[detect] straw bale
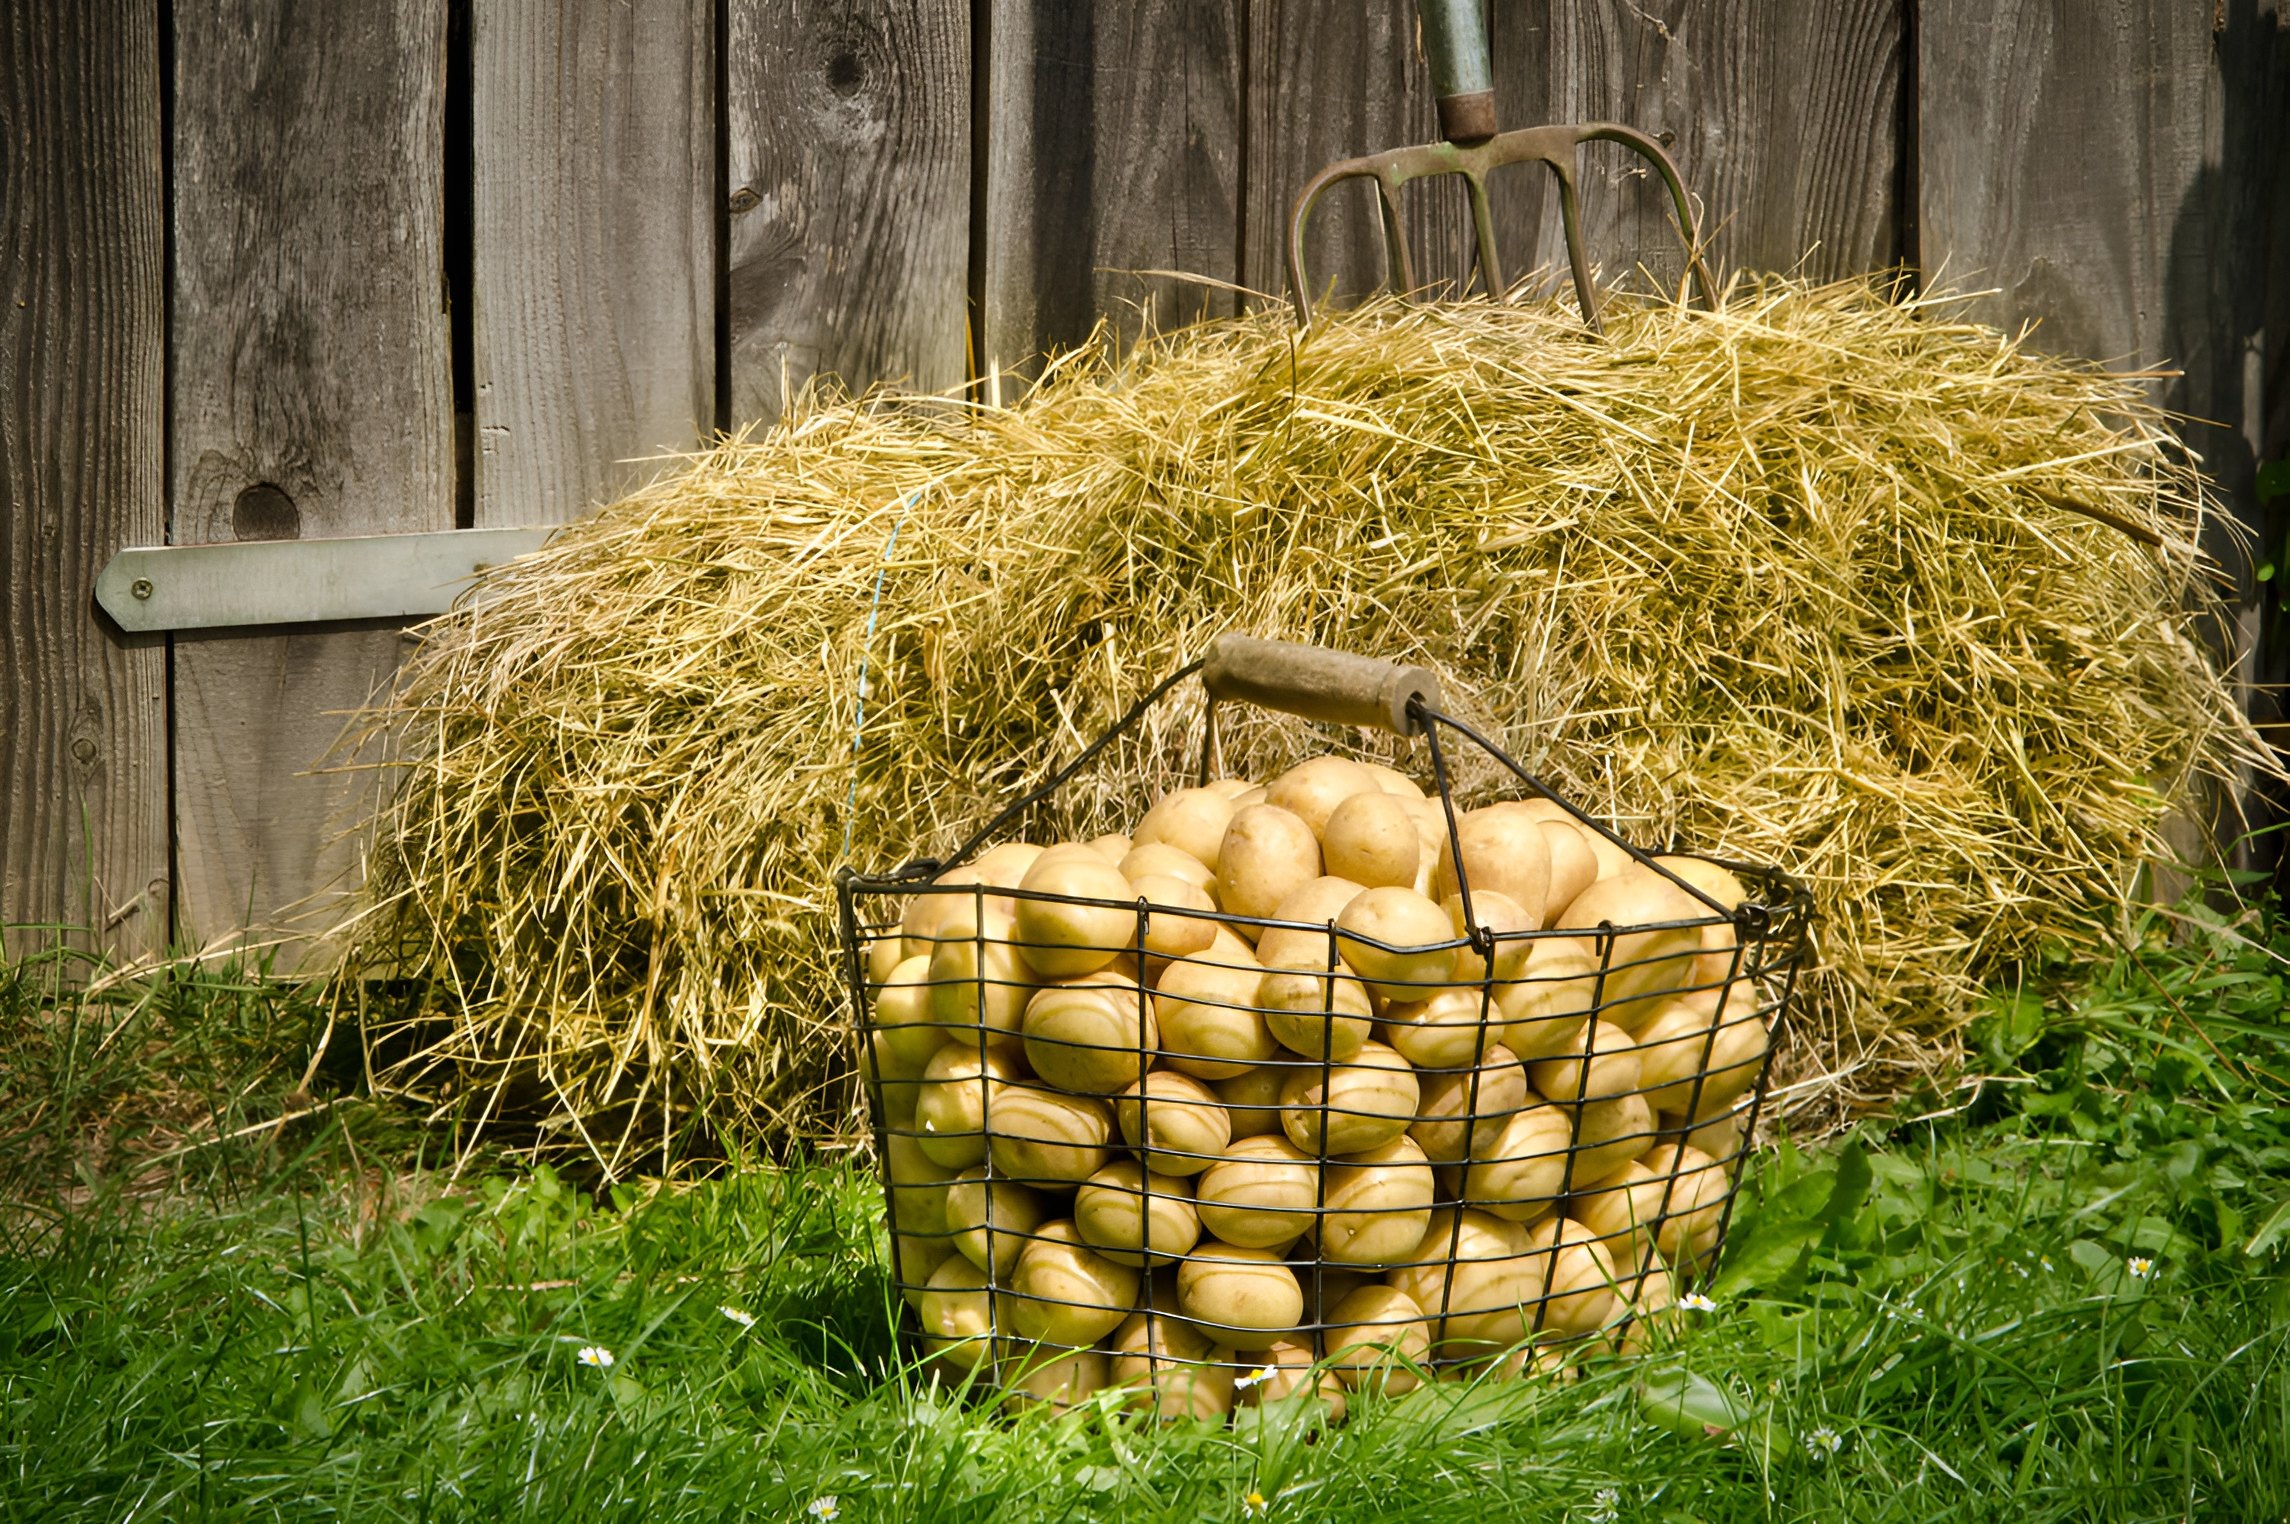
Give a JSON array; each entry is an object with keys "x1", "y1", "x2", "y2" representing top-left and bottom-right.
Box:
[{"x1": 340, "y1": 276, "x2": 2265, "y2": 1173}]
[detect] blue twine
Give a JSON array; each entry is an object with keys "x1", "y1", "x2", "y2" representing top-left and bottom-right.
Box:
[{"x1": 841, "y1": 493, "x2": 918, "y2": 866}]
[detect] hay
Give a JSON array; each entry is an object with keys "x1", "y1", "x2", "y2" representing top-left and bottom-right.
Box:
[{"x1": 341, "y1": 275, "x2": 2265, "y2": 1174}]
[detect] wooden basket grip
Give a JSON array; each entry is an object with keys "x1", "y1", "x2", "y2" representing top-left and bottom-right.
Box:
[{"x1": 1202, "y1": 634, "x2": 1441, "y2": 736}]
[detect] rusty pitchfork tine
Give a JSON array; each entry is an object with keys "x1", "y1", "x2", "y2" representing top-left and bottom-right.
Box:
[{"x1": 1286, "y1": 121, "x2": 1715, "y2": 331}]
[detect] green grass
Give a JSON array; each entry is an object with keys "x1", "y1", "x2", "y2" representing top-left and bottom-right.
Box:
[{"x1": 4, "y1": 901, "x2": 2290, "y2": 1522}]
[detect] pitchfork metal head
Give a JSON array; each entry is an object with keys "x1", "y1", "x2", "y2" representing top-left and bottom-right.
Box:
[{"x1": 1284, "y1": 0, "x2": 1713, "y2": 330}]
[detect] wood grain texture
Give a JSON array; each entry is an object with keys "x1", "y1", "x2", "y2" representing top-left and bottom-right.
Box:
[
  {"x1": 1531, "y1": 0, "x2": 1903, "y2": 294},
  {"x1": 725, "y1": 0, "x2": 969, "y2": 422},
  {"x1": 0, "y1": 4, "x2": 169, "y2": 960},
  {"x1": 1923, "y1": 0, "x2": 2290, "y2": 869},
  {"x1": 1242, "y1": 0, "x2": 1435, "y2": 308},
  {"x1": 171, "y1": 0, "x2": 453, "y2": 965},
  {"x1": 979, "y1": 0, "x2": 1244, "y2": 376},
  {"x1": 471, "y1": 0, "x2": 715, "y2": 527}
]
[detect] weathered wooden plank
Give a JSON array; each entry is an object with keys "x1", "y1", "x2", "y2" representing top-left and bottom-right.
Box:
[
  {"x1": 1242, "y1": 0, "x2": 1437, "y2": 309},
  {"x1": 1532, "y1": 0, "x2": 1903, "y2": 295},
  {"x1": 1922, "y1": 1, "x2": 2290, "y2": 869},
  {"x1": 171, "y1": 0, "x2": 454, "y2": 966},
  {"x1": 0, "y1": 4, "x2": 169, "y2": 963},
  {"x1": 1246, "y1": 1, "x2": 1899, "y2": 316},
  {"x1": 725, "y1": 0, "x2": 969, "y2": 422},
  {"x1": 471, "y1": 0, "x2": 715, "y2": 526},
  {"x1": 979, "y1": 0, "x2": 1244, "y2": 375}
]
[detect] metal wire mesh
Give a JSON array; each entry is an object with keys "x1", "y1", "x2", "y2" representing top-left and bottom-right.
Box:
[{"x1": 838, "y1": 679, "x2": 1810, "y2": 1412}]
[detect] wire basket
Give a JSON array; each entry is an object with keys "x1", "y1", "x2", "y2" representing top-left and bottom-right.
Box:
[{"x1": 836, "y1": 635, "x2": 1811, "y2": 1412}]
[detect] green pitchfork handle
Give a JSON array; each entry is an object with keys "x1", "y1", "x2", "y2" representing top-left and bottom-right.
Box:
[{"x1": 1418, "y1": 0, "x2": 1498, "y2": 142}]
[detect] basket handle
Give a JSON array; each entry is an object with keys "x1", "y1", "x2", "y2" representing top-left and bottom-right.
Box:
[{"x1": 1202, "y1": 634, "x2": 1442, "y2": 736}]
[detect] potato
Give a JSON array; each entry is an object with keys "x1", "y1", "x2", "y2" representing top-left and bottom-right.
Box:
[
  {"x1": 1360, "y1": 761, "x2": 1426, "y2": 799},
  {"x1": 1325, "y1": 1284, "x2": 1431, "y2": 1394},
  {"x1": 1318, "y1": 1135, "x2": 1434, "y2": 1266},
  {"x1": 1235, "y1": 1335, "x2": 1346, "y2": 1420},
  {"x1": 1431, "y1": 804, "x2": 1553, "y2": 928},
  {"x1": 1279, "y1": 1040, "x2": 1420, "y2": 1155},
  {"x1": 927, "y1": 902, "x2": 1034, "y2": 1052},
  {"x1": 972, "y1": 840, "x2": 1048, "y2": 888},
  {"x1": 1538, "y1": 820, "x2": 1600, "y2": 918},
  {"x1": 1074, "y1": 1159, "x2": 1201, "y2": 1266},
  {"x1": 1570, "y1": 1160, "x2": 1666, "y2": 1259},
  {"x1": 900, "y1": 863, "x2": 1004, "y2": 959},
  {"x1": 1086, "y1": 833, "x2": 1133, "y2": 863},
  {"x1": 1554, "y1": 866, "x2": 1707, "y2": 1020},
  {"x1": 1009, "y1": 846, "x2": 1136, "y2": 979},
  {"x1": 1320, "y1": 793, "x2": 1421, "y2": 889},
  {"x1": 912, "y1": 1042, "x2": 1021, "y2": 1169},
  {"x1": 1009, "y1": 1219, "x2": 1140, "y2": 1346},
  {"x1": 1495, "y1": 936, "x2": 1600, "y2": 1060},
  {"x1": 872, "y1": 954, "x2": 949, "y2": 1071},
  {"x1": 865, "y1": 931, "x2": 906, "y2": 986},
  {"x1": 1461, "y1": 1103, "x2": 1576, "y2": 1221},
  {"x1": 1653, "y1": 854, "x2": 1750, "y2": 986},
  {"x1": 1022, "y1": 973, "x2": 1156, "y2": 1095},
  {"x1": 1569, "y1": 1093, "x2": 1657, "y2": 1181},
  {"x1": 1107, "y1": 1308, "x2": 1237, "y2": 1420},
  {"x1": 1259, "y1": 962, "x2": 1376, "y2": 1062},
  {"x1": 884, "y1": 1129, "x2": 958, "y2": 1238},
  {"x1": 895, "y1": 1232, "x2": 955, "y2": 1309},
  {"x1": 944, "y1": 1168, "x2": 1048, "y2": 1275},
  {"x1": 1439, "y1": 888, "x2": 1535, "y2": 985},
  {"x1": 1217, "y1": 805, "x2": 1322, "y2": 926},
  {"x1": 1116, "y1": 1070, "x2": 1232, "y2": 1175},
  {"x1": 1526, "y1": 1019, "x2": 1643, "y2": 1104},
  {"x1": 1124, "y1": 873, "x2": 1219, "y2": 968},
  {"x1": 1665, "y1": 1086, "x2": 1749, "y2": 1160},
  {"x1": 1176, "y1": 1243, "x2": 1303, "y2": 1351},
  {"x1": 1411, "y1": 1045, "x2": 1529, "y2": 1165},
  {"x1": 1524, "y1": 1216, "x2": 1620, "y2": 1337},
  {"x1": 1384, "y1": 1207, "x2": 1548, "y2": 1355},
  {"x1": 860, "y1": 1027, "x2": 925, "y2": 1127},
  {"x1": 1205, "y1": 776, "x2": 1256, "y2": 800},
  {"x1": 1000, "y1": 1342, "x2": 1109, "y2": 1413},
  {"x1": 1298, "y1": 1266, "x2": 1376, "y2": 1322},
  {"x1": 987, "y1": 1085, "x2": 1116, "y2": 1185},
  {"x1": 1266, "y1": 756, "x2": 1383, "y2": 837},
  {"x1": 1214, "y1": 1066, "x2": 1287, "y2": 1138},
  {"x1": 1334, "y1": 886, "x2": 1456, "y2": 1003},
  {"x1": 1253, "y1": 872, "x2": 1369, "y2": 955},
  {"x1": 917, "y1": 1254, "x2": 1004, "y2": 1371},
  {"x1": 1638, "y1": 1144, "x2": 1731, "y2": 1263},
  {"x1": 1634, "y1": 998, "x2": 1769, "y2": 1112},
  {"x1": 1120, "y1": 842, "x2": 1220, "y2": 898},
  {"x1": 1232, "y1": 785, "x2": 1269, "y2": 809},
  {"x1": 1514, "y1": 798, "x2": 1635, "y2": 883},
  {"x1": 1611, "y1": 1248, "x2": 1684, "y2": 1357},
  {"x1": 1131, "y1": 789, "x2": 1240, "y2": 874},
  {"x1": 1152, "y1": 945, "x2": 1275, "y2": 1079},
  {"x1": 1380, "y1": 985, "x2": 1501, "y2": 1071},
  {"x1": 1194, "y1": 1133, "x2": 1318, "y2": 1248}
]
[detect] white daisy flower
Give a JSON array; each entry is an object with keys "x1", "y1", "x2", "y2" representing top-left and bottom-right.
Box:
[
  {"x1": 1233, "y1": 1365, "x2": 1277, "y2": 1391},
  {"x1": 1804, "y1": 1425, "x2": 1843, "y2": 1457},
  {"x1": 1678, "y1": 1292, "x2": 1717, "y2": 1313},
  {"x1": 577, "y1": 1345, "x2": 615, "y2": 1369},
  {"x1": 2127, "y1": 1256, "x2": 2154, "y2": 1279},
  {"x1": 720, "y1": 1305, "x2": 757, "y2": 1328},
  {"x1": 806, "y1": 1497, "x2": 840, "y2": 1521},
  {"x1": 1242, "y1": 1491, "x2": 1269, "y2": 1518},
  {"x1": 1586, "y1": 1485, "x2": 1622, "y2": 1522}
]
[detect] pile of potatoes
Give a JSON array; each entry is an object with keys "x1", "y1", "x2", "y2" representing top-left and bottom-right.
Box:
[{"x1": 860, "y1": 754, "x2": 1779, "y2": 1416}]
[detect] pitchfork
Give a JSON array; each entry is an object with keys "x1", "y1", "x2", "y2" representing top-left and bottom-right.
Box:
[{"x1": 1286, "y1": 0, "x2": 1716, "y2": 330}]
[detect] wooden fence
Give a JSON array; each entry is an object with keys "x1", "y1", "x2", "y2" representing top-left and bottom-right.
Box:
[{"x1": 3, "y1": 1, "x2": 2284, "y2": 971}]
